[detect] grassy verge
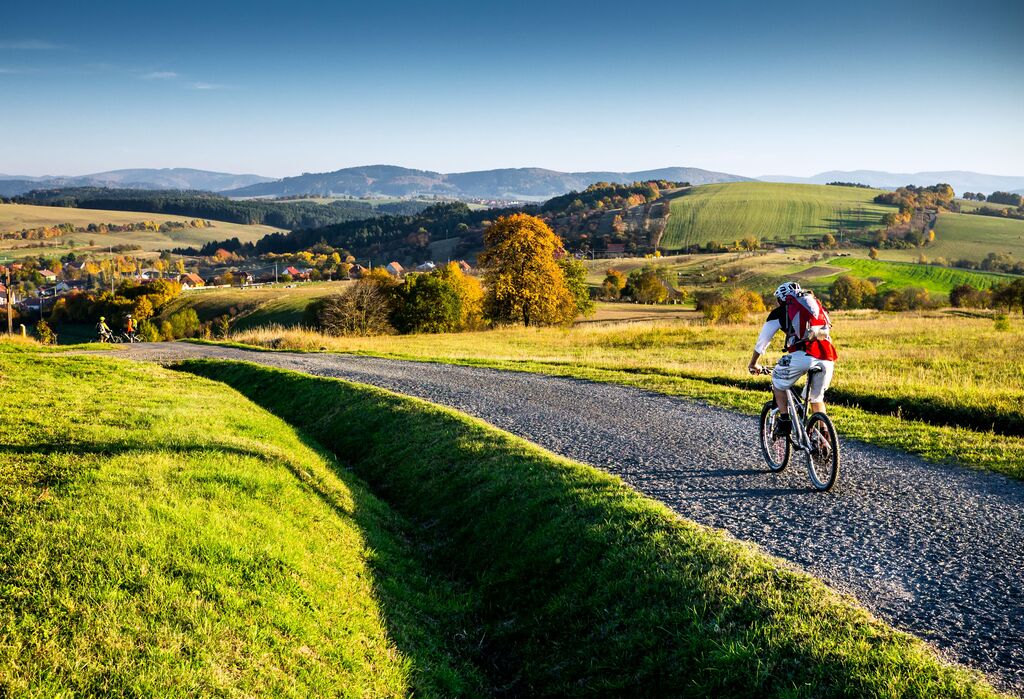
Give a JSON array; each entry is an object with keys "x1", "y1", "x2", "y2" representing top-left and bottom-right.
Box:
[
  {"x1": 0, "y1": 349, "x2": 484, "y2": 695},
  {"x1": 183, "y1": 359, "x2": 1003, "y2": 697}
]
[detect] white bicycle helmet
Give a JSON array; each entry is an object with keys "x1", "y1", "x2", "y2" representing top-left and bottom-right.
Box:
[{"x1": 773, "y1": 281, "x2": 802, "y2": 302}]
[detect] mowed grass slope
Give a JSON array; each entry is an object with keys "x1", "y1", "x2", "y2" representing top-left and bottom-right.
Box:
[
  {"x1": 827, "y1": 258, "x2": 1016, "y2": 292},
  {"x1": 0, "y1": 203, "x2": 283, "y2": 256},
  {"x1": 884, "y1": 212, "x2": 1024, "y2": 263},
  {"x1": 185, "y1": 360, "x2": 1003, "y2": 697},
  {"x1": 0, "y1": 347, "x2": 482, "y2": 696},
  {"x1": 161, "y1": 281, "x2": 352, "y2": 330},
  {"x1": 661, "y1": 182, "x2": 897, "y2": 250}
]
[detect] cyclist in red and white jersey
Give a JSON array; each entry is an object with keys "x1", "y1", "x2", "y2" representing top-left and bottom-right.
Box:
[{"x1": 747, "y1": 281, "x2": 837, "y2": 436}]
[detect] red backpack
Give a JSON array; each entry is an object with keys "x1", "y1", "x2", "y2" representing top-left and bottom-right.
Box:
[{"x1": 783, "y1": 291, "x2": 837, "y2": 361}]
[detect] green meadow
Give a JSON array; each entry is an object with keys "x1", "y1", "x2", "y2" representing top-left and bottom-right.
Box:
[{"x1": 661, "y1": 182, "x2": 897, "y2": 250}]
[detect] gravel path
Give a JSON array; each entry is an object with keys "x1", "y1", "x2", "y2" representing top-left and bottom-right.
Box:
[{"x1": 114, "y1": 343, "x2": 1024, "y2": 694}]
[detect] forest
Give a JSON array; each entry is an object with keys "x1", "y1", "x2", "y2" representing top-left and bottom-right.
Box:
[{"x1": 10, "y1": 188, "x2": 428, "y2": 230}]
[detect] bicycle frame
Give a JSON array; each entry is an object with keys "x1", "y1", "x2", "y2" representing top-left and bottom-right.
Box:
[{"x1": 782, "y1": 370, "x2": 821, "y2": 452}]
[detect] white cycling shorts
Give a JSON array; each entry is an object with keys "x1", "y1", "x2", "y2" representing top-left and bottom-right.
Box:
[{"x1": 772, "y1": 351, "x2": 834, "y2": 402}]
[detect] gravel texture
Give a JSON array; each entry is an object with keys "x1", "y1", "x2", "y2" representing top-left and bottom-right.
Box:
[{"x1": 114, "y1": 343, "x2": 1024, "y2": 694}]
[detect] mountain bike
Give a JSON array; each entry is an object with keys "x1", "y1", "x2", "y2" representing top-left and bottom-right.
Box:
[{"x1": 755, "y1": 365, "x2": 841, "y2": 491}]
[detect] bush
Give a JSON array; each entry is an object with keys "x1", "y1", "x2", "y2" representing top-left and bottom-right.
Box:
[
  {"x1": 393, "y1": 263, "x2": 485, "y2": 334},
  {"x1": 309, "y1": 283, "x2": 397, "y2": 337},
  {"x1": 34, "y1": 320, "x2": 56, "y2": 345},
  {"x1": 624, "y1": 266, "x2": 669, "y2": 304},
  {"x1": 167, "y1": 308, "x2": 201, "y2": 339},
  {"x1": 696, "y1": 288, "x2": 767, "y2": 323},
  {"x1": 137, "y1": 319, "x2": 161, "y2": 342},
  {"x1": 829, "y1": 276, "x2": 877, "y2": 309}
]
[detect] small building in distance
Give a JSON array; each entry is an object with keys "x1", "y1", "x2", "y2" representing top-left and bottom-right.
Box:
[
  {"x1": 385, "y1": 261, "x2": 405, "y2": 277},
  {"x1": 415, "y1": 261, "x2": 437, "y2": 273},
  {"x1": 178, "y1": 273, "x2": 206, "y2": 289},
  {"x1": 348, "y1": 264, "x2": 368, "y2": 279},
  {"x1": 455, "y1": 260, "x2": 472, "y2": 273}
]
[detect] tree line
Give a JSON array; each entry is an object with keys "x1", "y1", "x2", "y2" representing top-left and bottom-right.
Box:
[
  {"x1": 10, "y1": 188, "x2": 426, "y2": 230},
  {"x1": 304, "y1": 214, "x2": 593, "y2": 336}
]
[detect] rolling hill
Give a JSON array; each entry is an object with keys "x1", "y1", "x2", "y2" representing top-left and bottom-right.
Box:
[
  {"x1": 222, "y1": 165, "x2": 750, "y2": 200},
  {"x1": 881, "y1": 211, "x2": 1024, "y2": 263},
  {"x1": 660, "y1": 182, "x2": 897, "y2": 250},
  {"x1": 759, "y1": 170, "x2": 1024, "y2": 195},
  {"x1": 0, "y1": 203, "x2": 283, "y2": 259},
  {"x1": 0, "y1": 169, "x2": 273, "y2": 196}
]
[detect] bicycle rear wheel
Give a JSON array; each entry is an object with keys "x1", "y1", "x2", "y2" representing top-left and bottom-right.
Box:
[
  {"x1": 805, "y1": 412, "x2": 840, "y2": 491},
  {"x1": 759, "y1": 401, "x2": 790, "y2": 472}
]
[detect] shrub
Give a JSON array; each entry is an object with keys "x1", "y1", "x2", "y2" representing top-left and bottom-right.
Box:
[
  {"x1": 829, "y1": 275, "x2": 877, "y2": 310},
  {"x1": 167, "y1": 308, "x2": 201, "y2": 339},
  {"x1": 394, "y1": 263, "x2": 484, "y2": 334},
  {"x1": 696, "y1": 288, "x2": 767, "y2": 323},
  {"x1": 310, "y1": 283, "x2": 397, "y2": 337},
  {"x1": 624, "y1": 266, "x2": 669, "y2": 304},
  {"x1": 34, "y1": 320, "x2": 56, "y2": 345},
  {"x1": 138, "y1": 319, "x2": 161, "y2": 342}
]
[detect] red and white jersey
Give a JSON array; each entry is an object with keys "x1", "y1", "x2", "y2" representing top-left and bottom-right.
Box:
[{"x1": 754, "y1": 292, "x2": 837, "y2": 361}]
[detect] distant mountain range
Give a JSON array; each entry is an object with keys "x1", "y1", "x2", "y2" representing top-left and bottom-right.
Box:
[
  {"x1": 758, "y1": 170, "x2": 1024, "y2": 195},
  {"x1": 4, "y1": 165, "x2": 1022, "y2": 202},
  {"x1": 220, "y1": 165, "x2": 751, "y2": 200},
  {"x1": 0, "y1": 168, "x2": 274, "y2": 196}
]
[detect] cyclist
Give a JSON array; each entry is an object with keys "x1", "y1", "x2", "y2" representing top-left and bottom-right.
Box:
[
  {"x1": 747, "y1": 281, "x2": 837, "y2": 436},
  {"x1": 124, "y1": 314, "x2": 137, "y2": 341},
  {"x1": 97, "y1": 316, "x2": 113, "y2": 342}
]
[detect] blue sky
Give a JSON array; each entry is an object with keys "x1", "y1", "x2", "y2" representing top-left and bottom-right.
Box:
[{"x1": 1, "y1": 0, "x2": 1021, "y2": 178}]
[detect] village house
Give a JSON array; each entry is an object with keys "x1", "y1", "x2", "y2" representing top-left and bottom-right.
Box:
[
  {"x1": 178, "y1": 273, "x2": 206, "y2": 289},
  {"x1": 455, "y1": 260, "x2": 472, "y2": 273},
  {"x1": 348, "y1": 264, "x2": 367, "y2": 279},
  {"x1": 38, "y1": 269, "x2": 58, "y2": 282},
  {"x1": 385, "y1": 261, "x2": 405, "y2": 277},
  {"x1": 414, "y1": 261, "x2": 437, "y2": 273}
]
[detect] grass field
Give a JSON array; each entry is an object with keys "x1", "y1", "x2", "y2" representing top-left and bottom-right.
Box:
[
  {"x1": 661, "y1": 182, "x2": 897, "y2": 250},
  {"x1": 159, "y1": 281, "x2": 352, "y2": 330},
  {"x1": 827, "y1": 258, "x2": 1016, "y2": 292},
  {"x1": 881, "y1": 212, "x2": 1024, "y2": 263},
  {"x1": 182, "y1": 360, "x2": 1002, "y2": 697},
  {"x1": 228, "y1": 310, "x2": 1024, "y2": 480},
  {"x1": 0, "y1": 347, "x2": 483, "y2": 695},
  {"x1": 0, "y1": 203, "x2": 284, "y2": 260}
]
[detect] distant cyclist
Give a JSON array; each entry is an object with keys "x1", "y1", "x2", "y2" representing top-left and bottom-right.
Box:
[
  {"x1": 97, "y1": 316, "x2": 113, "y2": 342},
  {"x1": 747, "y1": 281, "x2": 837, "y2": 436},
  {"x1": 124, "y1": 314, "x2": 137, "y2": 341}
]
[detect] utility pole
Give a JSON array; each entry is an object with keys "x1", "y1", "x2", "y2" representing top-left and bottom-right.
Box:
[{"x1": 6, "y1": 271, "x2": 12, "y2": 335}]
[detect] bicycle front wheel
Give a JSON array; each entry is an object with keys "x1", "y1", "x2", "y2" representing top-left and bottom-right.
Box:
[
  {"x1": 805, "y1": 412, "x2": 840, "y2": 491},
  {"x1": 759, "y1": 401, "x2": 790, "y2": 472}
]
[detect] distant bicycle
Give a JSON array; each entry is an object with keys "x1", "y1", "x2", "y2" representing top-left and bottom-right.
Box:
[
  {"x1": 97, "y1": 330, "x2": 118, "y2": 344},
  {"x1": 755, "y1": 365, "x2": 841, "y2": 491}
]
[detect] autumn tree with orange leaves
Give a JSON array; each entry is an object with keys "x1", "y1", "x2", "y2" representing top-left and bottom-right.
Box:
[{"x1": 479, "y1": 213, "x2": 577, "y2": 327}]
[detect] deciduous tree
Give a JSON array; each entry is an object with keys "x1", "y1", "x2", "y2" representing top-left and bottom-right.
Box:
[{"x1": 479, "y1": 214, "x2": 576, "y2": 327}]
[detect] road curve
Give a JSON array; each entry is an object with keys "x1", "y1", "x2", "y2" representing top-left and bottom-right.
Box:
[{"x1": 112, "y1": 343, "x2": 1024, "y2": 694}]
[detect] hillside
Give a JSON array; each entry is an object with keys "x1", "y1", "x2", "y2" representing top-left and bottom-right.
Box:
[
  {"x1": 759, "y1": 170, "x2": 1024, "y2": 195},
  {"x1": 0, "y1": 168, "x2": 273, "y2": 195},
  {"x1": 223, "y1": 165, "x2": 749, "y2": 199},
  {"x1": 660, "y1": 182, "x2": 897, "y2": 250},
  {"x1": 0, "y1": 202, "x2": 283, "y2": 258},
  {"x1": 884, "y1": 212, "x2": 1024, "y2": 263}
]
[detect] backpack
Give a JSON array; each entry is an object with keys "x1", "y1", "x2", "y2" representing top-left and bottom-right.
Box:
[{"x1": 783, "y1": 291, "x2": 832, "y2": 352}]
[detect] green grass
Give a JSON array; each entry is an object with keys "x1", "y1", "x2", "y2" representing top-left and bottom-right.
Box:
[
  {"x1": 0, "y1": 347, "x2": 484, "y2": 696},
  {"x1": 160, "y1": 281, "x2": 352, "y2": 330},
  {"x1": 827, "y1": 258, "x2": 1016, "y2": 292},
  {"x1": 183, "y1": 360, "x2": 1003, "y2": 697},
  {"x1": 661, "y1": 182, "x2": 897, "y2": 250},
  {"x1": 899, "y1": 212, "x2": 1024, "y2": 263},
  {"x1": 0, "y1": 203, "x2": 283, "y2": 261}
]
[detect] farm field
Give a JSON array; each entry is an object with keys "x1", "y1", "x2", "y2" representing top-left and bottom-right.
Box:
[
  {"x1": 229, "y1": 310, "x2": 1024, "y2": 478},
  {"x1": 827, "y1": 257, "x2": 1016, "y2": 293},
  {"x1": 661, "y1": 182, "x2": 897, "y2": 250},
  {"x1": 883, "y1": 212, "x2": 1024, "y2": 263},
  {"x1": 0, "y1": 203, "x2": 284, "y2": 260},
  {"x1": 159, "y1": 281, "x2": 352, "y2": 330}
]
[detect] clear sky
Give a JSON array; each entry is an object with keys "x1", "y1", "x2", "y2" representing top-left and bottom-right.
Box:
[{"x1": 1, "y1": 0, "x2": 1021, "y2": 178}]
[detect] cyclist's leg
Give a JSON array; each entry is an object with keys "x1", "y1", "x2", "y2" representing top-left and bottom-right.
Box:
[
  {"x1": 807, "y1": 359, "x2": 835, "y2": 414},
  {"x1": 771, "y1": 352, "x2": 811, "y2": 414}
]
